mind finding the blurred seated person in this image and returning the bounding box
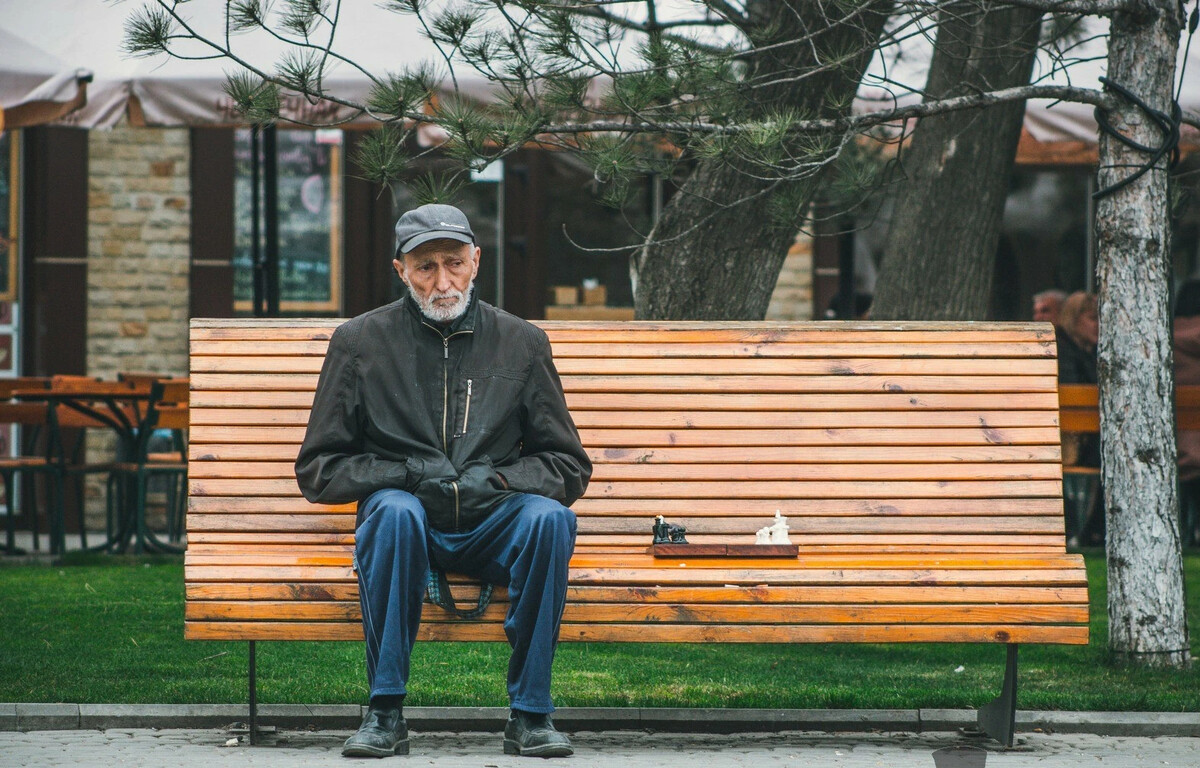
[1057,291,1102,545]
[1057,291,1098,384]
[1032,289,1067,328]
[1173,279,1200,545]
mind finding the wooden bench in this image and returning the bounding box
[1058,383,1200,543]
[187,319,1089,746]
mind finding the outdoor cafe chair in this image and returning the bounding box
[117,374,188,541]
[106,379,189,552]
[0,378,64,555]
[41,375,148,552]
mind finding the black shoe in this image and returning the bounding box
[503,710,573,757]
[342,705,409,757]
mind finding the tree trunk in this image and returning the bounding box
[871,2,1042,321]
[633,2,891,320]
[1096,2,1190,668]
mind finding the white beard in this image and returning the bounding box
[413,283,474,323]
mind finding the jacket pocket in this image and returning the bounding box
[453,370,524,440]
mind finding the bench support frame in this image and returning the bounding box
[248,640,258,746]
[975,643,1018,747]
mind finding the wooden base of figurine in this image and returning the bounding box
[651,543,799,558]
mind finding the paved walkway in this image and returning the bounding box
[3,728,1198,767]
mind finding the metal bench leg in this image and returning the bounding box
[248,640,258,746]
[976,643,1018,747]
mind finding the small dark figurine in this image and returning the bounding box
[652,515,671,544]
[667,524,688,544]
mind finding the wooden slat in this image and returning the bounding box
[555,358,1059,376]
[184,582,1089,605]
[546,342,1056,359]
[186,495,1067,517]
[189,408,1061,430]
[187,600,1088,625]
[189,477,1064,499]
[191,355,1063,376]
[187,461,1063,482]
[191,320,1053,339]
[188,425,1062,448]
[577,427,1061,447]
[185,621,1087,644]
[188,443,1063,465]
[564,392,1062,412]
[559,375,1058,394]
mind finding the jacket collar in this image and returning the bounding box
[405,286,480,336]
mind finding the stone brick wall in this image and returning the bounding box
[87,125,190,379]
[765,232,814,320]
[83,125,191,524]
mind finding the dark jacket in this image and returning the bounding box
[1056,327,1097,384]
[295,294,592,531]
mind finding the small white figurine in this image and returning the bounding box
[768,511,792,544]
[754,511,792,545]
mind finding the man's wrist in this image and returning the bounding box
[496,471,509,490]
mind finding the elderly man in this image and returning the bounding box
[295,203,591,758]
[1032,289,1067,327]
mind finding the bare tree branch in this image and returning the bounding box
[534,84,1113,135]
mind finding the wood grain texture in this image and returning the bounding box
[185,320,1087,646]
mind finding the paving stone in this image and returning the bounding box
[639,707,920,734]
[3,728,1200,767]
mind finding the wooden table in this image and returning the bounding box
[15,384,182,554]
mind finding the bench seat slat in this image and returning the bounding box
[185,583,1089,605]
[184,621,1087,644]
[185,562,1087,584]
[186,600,1089,626]
[186,513,1068,533]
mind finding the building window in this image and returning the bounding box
[233,129,343,314]
[0,131,17,303]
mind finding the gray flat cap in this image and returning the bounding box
[395,203,475,255]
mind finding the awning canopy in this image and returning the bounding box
[0,27,90,131]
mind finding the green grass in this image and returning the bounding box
[1,552,1198,710]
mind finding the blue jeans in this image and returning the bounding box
[354,488,577,713]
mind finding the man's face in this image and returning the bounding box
[1032,297,1062,324]
[1077,308,1099,349]
[394,240,480,323]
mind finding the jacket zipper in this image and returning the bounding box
[462,379,473,434]
[421,320,472,531]
[424,325,473,453]
[441,337,449,453]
